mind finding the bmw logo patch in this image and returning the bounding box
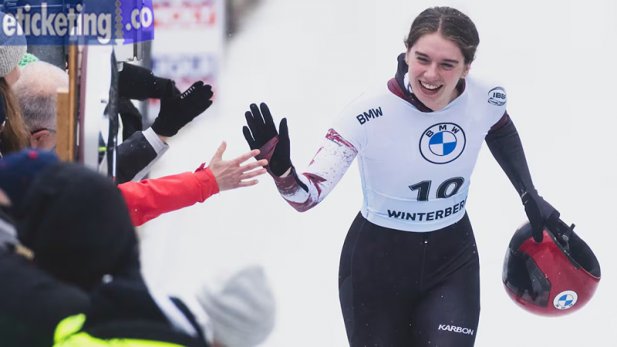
[419,123,466,164]
[553,290,578,310]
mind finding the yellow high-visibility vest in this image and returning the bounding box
[54,314,187,347]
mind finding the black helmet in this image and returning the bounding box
[502,218,601,316]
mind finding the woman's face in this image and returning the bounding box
[406,32,470,111]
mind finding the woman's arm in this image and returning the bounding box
[272,128,357,212]
[242,103,357,212]
[485,112,533,196]
[485,112,559,242]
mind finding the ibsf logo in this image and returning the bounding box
[419,123,466,164]
[553,290,578,310]
[488,87,506,106]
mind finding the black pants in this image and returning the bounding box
[338,212,480,347]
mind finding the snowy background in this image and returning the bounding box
[139,0,617,346]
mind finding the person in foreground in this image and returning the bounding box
[242,6,560,347]
[0,152,276,347]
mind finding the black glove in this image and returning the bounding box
[118,63,180,100]
[242,103,291,176]
[151,81,213,137]
[522,190,560,243]
[118,97,142,140]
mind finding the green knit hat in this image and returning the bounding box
[18,53,39,67]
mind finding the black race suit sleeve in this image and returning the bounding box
[485,112,535,196]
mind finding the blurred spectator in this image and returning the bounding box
[226,0,262,36]
[0,11,29,155]
[0,153,275,347]
[13,61,267,226]
[11,61,66,150]
[186,265,276,347]
[13,60,213,183]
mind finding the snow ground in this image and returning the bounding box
[140,0,617,345]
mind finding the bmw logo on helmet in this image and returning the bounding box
[503,221,601,316]
[419,123,466,164]
[553,290,578,310]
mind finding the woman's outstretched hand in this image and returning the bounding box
[242,103,292,176]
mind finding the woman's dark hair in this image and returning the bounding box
[0,77,29,154]
[405,7,480,64]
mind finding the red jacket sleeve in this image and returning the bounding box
[118,164,220,226]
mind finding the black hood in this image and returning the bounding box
[394,53,410,95]
[388,53,433,112]
[17,163,140,291]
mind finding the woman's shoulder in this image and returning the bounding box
[465,76,507,108]
[339,83,397,115]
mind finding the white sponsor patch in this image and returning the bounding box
[488,87,506,106]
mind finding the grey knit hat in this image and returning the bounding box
[196,266,276,347]
[0,11,27,78]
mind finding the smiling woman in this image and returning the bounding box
[138,1,615,346]
[239,5,566,347]
[406,32,469,111]
[404,7,478,111]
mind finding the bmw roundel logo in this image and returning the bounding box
[419,123,466,164]
[553,290,578,310]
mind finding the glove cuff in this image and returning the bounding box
[521,189,538,204]
[270,161,292,177]
[151,117,179,137]
[271,165,308,192]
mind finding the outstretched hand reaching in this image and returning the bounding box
[207,142,268,191]
[152,81,214,137]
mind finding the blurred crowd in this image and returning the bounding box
[0,9,276,347]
